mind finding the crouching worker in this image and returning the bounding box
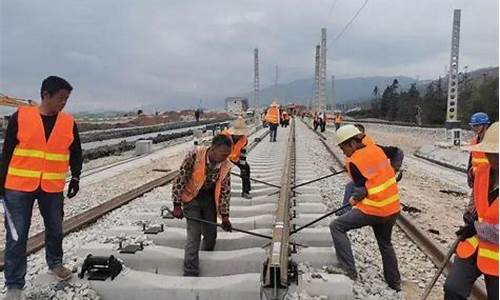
[170,134,234,276]
[330,124,402,291]
[444,122,498,300]
[222,117,252,199]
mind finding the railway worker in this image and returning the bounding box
[1,76,82,299]
[313,112,319,131]
[319,111,327,132]
[330,124,403,291]
[222,117,252,199]
[170,134,234,277]
[444,122,498,300]
[467,112,491,188]
[334,113,342,131]
[265,101,280,142]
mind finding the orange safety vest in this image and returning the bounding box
[5,106,74,193]
[221,130,248,163]
[334,115,342,124]
[180,147,233,211]
[456,164,499,276]
[362,135,375,146]
[347,144,400,217]
[265,106,280,124]
[470,136,490,172]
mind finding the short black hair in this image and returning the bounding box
[212,134,233,148]
[40,76,73,99]
[354,123,365,133]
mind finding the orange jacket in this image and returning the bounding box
[347,144,400,217]
[265,106,280,124]
[334,115,342,124]
[5,106,74,193]
[221,130,248,163]
[456,164,498,276]
[362,135,375,146]
[180,147,232,212]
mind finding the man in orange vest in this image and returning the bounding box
[1,76,82,299]
[334,113,342,130]
[170,134,234,277]
[444,122,498,300]
[330,124,403,291]
[265,101,280,142]
[222,117,252,199]
[466,112,491,188]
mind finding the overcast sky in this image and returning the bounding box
[0,0,498,112]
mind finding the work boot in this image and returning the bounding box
[241,192,252,199]
[5,288,25,300]
[50,265,73,281]
[388,282,402,292]
[345,270,358,281]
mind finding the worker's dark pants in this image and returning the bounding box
[3,188,64,289]
[313,121,319,131]
[320,122,326,132]
[183,189,217,276]
[330,209,400,287]
[335,123,340,130]
[269,124,278,142]
[236,162,251,194]
[444,254,499,300]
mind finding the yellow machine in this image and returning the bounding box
[0,93,38,129]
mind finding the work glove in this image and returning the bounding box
[67,177,80,198]
[455,222,476,241]
[172,204,184,219]
[351,186,368,201]
[220,214,232,232]
[395,170,404,182]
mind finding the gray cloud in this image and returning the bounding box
[0,0,498,112]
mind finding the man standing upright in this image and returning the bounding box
[222,117,252,199]
[2,76,82,300]
[467,112,491,188]
[170,134,234,276]
[265,101,280,142]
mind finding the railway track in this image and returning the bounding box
[303,119,487,300]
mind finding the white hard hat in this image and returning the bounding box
[336,124,361,145]
[462,122,498,153]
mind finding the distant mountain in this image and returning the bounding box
[244,66,498,108]
[250,75,422,107]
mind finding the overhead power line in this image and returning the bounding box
[331,0,369,46]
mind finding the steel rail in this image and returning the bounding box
[262,118,295,300]
[300,118,487,300]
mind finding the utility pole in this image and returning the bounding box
[254,48,260,110]
[318,28,327,112]
[330,75,335,111]
[313,45,320,112]
[445,9,461,145]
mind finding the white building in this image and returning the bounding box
[225,97,249,114]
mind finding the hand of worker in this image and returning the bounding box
[349,198,359,206]
[351,186,368,201]
[67,177,80,198]
[172,204,184,219]
[221,214,232,232]
[455,223,476,241]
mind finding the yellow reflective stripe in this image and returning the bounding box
[478,248,499,261]
[13,148,45,158]
[45,153,69,161]
[13,149,69,161]
[42,172,67,180]
[472,158,489,164]
[7,167,41,178]
[361,194,400,207]
[466,236,479,248]
[367,177,396,195]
